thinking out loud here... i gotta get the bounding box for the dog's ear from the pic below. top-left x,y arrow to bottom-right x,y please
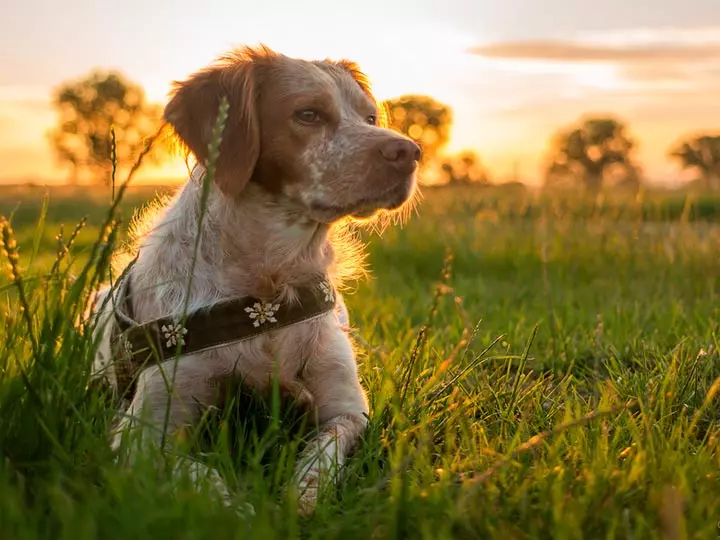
165,50 -> 263,198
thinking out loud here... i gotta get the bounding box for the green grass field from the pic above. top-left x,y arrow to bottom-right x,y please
0,182 -> 718,539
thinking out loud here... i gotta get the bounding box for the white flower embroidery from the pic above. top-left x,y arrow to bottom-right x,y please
319,281 -> 334,303
161,322 -> 188,348
120,336 -> 133,358
244,302 -> 280,328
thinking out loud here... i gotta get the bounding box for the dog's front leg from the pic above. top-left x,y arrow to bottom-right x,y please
292,330 -> 369,514
111,356 -> 235,506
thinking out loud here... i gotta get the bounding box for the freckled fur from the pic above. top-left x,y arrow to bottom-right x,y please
88,44 -> 420,514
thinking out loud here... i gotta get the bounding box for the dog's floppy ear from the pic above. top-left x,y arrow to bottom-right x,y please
165,49 -> 264,198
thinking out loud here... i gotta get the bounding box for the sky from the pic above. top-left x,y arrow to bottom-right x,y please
1,0 -> 719,185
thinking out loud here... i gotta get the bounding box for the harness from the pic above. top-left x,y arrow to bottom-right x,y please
109,274 -> 337,401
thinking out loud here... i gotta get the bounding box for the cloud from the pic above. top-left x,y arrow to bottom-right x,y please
467,27 -> 720,94
468,40 -> 720,63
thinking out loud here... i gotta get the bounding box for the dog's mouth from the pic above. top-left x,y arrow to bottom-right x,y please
309,178 -> 416,222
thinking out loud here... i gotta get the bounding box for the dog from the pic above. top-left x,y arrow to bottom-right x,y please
88,44 -> 421,514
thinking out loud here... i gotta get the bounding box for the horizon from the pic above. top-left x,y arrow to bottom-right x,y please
1,0 -> 719,186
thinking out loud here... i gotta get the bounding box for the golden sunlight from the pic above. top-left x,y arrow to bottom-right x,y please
138,25 -> 484,185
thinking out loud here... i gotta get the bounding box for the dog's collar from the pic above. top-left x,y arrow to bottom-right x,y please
110,273 -> 337,400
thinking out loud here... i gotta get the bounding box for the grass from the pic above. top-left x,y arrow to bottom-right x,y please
0,179 -> 718,539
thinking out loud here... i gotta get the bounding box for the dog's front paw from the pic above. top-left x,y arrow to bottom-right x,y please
234,501 -> 257,519
294,464 -> 324,516
292,441 -> 338,515
177,459 -> 256,518
171,459 -> 237,509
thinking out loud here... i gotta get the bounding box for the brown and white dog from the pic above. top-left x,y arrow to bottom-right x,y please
89,45 -> 420,514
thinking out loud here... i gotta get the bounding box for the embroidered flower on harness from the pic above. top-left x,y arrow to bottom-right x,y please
119,335 -> 134,358
244,302 -> 280,328
319,281 -> 334,303
161,322 -> 188,348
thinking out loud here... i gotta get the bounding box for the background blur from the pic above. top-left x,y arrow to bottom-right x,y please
1,0 -> 719,190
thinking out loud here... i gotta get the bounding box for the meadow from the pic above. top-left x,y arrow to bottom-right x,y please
0,180 -> 718,539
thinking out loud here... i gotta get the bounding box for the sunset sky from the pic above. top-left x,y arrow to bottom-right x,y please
1,0 -> 719,185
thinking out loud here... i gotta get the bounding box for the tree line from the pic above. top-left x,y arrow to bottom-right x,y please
49,69 -> 720,192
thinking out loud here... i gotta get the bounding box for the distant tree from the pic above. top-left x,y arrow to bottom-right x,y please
669,134 -> 720,191
438,151 -> 490,185
48,70 -> 165,184
544,116 -> 640,192
383,95 -> 452,165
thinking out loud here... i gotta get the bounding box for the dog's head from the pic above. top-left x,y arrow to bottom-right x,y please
164,45 -> 420,223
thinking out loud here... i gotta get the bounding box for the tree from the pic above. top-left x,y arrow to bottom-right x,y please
543,116 -> 640,192
669,134 -> 720,191
438,151 -> 490,185
383,95 -> 452,165
48,70 -> 165,184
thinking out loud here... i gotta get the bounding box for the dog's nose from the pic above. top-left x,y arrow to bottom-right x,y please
379,139 -> 422,172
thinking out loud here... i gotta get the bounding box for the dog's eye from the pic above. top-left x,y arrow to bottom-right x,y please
366,114 -> 377,126
295,109 -> 322,124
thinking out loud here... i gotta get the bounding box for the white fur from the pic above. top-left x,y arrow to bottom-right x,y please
90,167 -> 368,514
88,46 -> 420,516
